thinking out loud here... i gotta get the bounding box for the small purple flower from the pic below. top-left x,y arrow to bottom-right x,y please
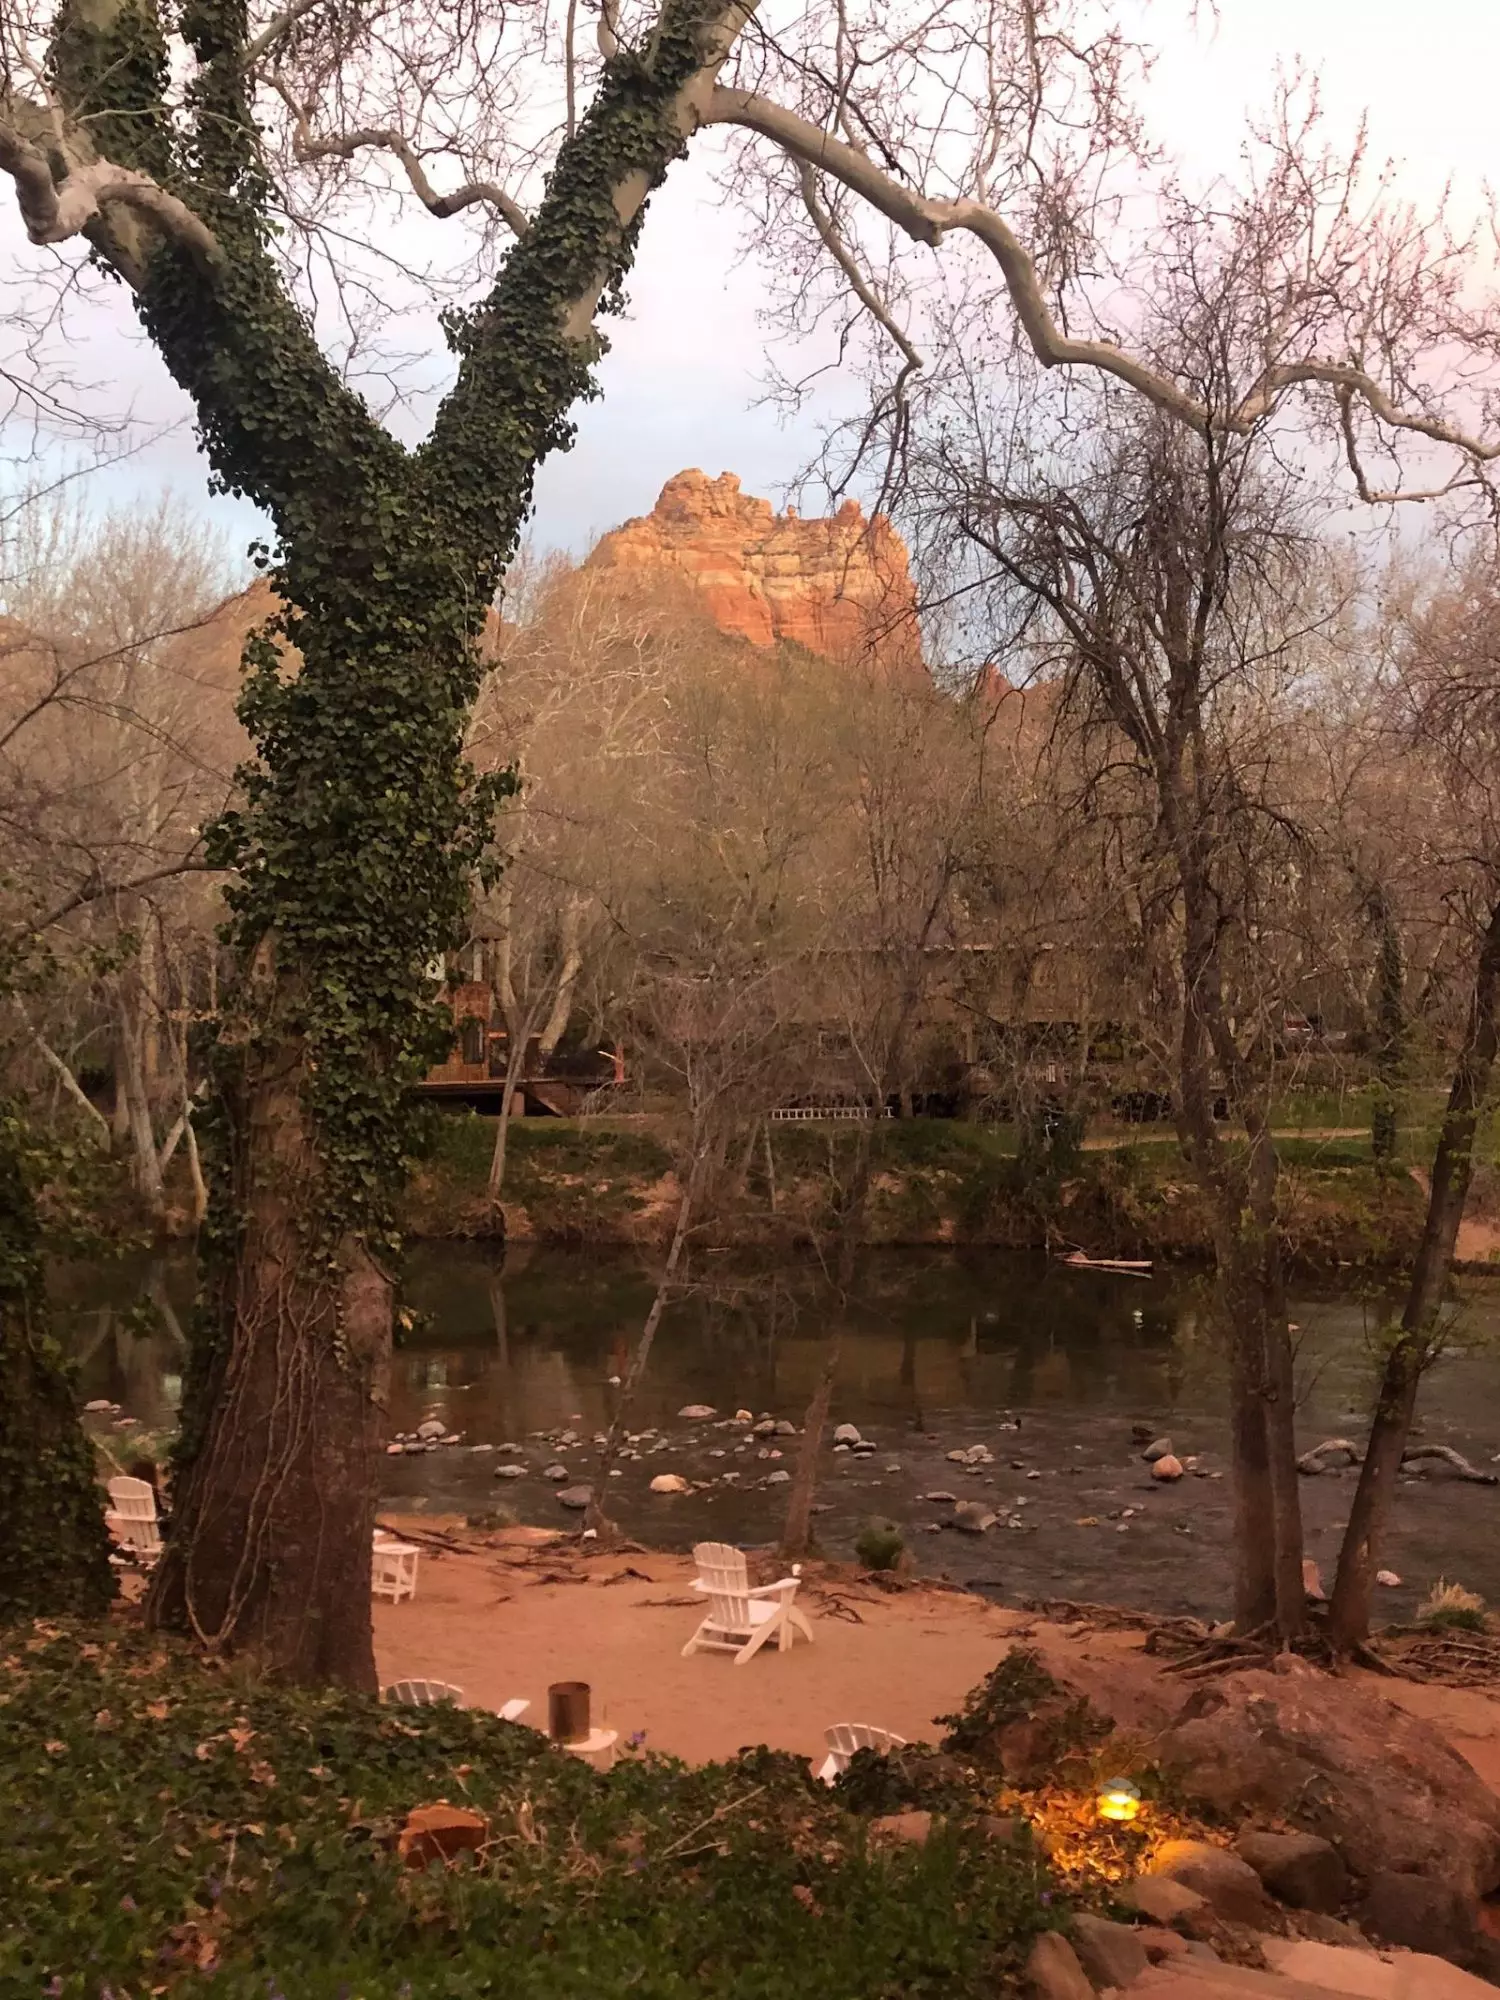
628,1730 -> 647,1749
1039,1892 -> 1052,1907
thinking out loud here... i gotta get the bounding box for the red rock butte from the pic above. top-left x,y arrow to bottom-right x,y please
586,469 -> 924,668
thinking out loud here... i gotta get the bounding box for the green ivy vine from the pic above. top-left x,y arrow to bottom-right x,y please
38,0 -> 737,1374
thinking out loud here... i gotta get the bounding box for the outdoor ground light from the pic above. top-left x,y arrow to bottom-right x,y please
1096,1777 -> 1142,1823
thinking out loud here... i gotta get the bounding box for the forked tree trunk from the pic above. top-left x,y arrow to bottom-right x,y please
1328,898 -> 1500,1653
146,1035 -> 389,1687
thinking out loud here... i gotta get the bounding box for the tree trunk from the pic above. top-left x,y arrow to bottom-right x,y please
0,1104 -> 115,1621
779,1331 -> 841,1560
584,1156 -> 701,1534
117,980 -> 166,1219
146,1038 -> 388,1687
1328,897 -> 1500,1653
488,1037 -> 530,1207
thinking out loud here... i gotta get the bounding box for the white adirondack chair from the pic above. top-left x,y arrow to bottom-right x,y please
816,1722 -> 908,1785
371,1531 -> 419,1603
105,1476 -> 162,1567
681,1541 -> 813,1665
381,1680 -> 531,1723
383,1678 -> 464,1706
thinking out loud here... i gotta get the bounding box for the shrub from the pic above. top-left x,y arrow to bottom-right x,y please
854,1518 -> 906,1571
1418,1579 -> 1488,1632
2,1622 -> 1064,1998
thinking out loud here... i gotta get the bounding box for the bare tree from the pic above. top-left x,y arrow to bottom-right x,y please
1327,562 -> 1500,1651
0,0 -> 1494,1673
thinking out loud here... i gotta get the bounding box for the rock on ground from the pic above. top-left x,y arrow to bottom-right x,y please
1123,1878 -> 1211,1929
556,1486 -> 592,1510
1263,1936 -> 1500,1997
1147,1840 -> 1276,1927
678,1405 -> 716,1420
649,1474 -> 690,1495
1235,1829 -> 1348,1914
1155,1657 -> 1500,1905
952,1502 -> 997,1533
1024,1931 -> 1093,2000
1070,1911 -> 1150,1990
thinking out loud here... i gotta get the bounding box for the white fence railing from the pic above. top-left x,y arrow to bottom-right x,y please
769,1104 -> 892,1123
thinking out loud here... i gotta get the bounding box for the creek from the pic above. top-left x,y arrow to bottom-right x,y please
53,1241 -> 1500,1622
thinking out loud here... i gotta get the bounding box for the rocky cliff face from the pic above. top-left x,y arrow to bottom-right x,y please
586,469 -> 922,666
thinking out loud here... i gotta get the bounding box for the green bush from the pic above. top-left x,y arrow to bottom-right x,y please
2,1622 -> 1065,1998
854,1518 -> 907,1571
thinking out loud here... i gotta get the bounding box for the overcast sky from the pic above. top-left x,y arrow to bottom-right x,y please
10,0 -> 1497,564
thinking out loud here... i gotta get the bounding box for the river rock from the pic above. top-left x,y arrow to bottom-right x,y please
649,1474 -> 690,1494
851,1440 -> 877,1456
733,1409 -> 753,1422
385,1442 -> 404,1455
84,1399 -> 117,1413
678,1405 -> 716,1419
403,1441 -> 426,1454
924,1491 -> 957,1504
753,1418 -> 779,1437
1023,1931 -> 1092,2000
952,1501 -> 996,1533
1151,1454 -> 1185,1482
764,1469 -> 791,1484
416,1418 -> 446,1441
1146,1839 -> 1274,1927
544,1463 -> 569,1481
494,1464 -> 526,1480
496,1442 -> 523,1455
1068,1912 -> 1149,1992
833,1424 -> 862,1445
556,1485 -> 591,1510
1235,1828 -> 1348,1912
773,1419 -> 797,1436
1142,1435 -> 1174,1462
1156,1656 -> 1500,1905
1121,1876 -> 1208,1928
1377,1569 -> 1402,1587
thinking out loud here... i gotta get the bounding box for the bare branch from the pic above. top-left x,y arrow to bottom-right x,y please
242,0 -> 327,70
796,161 -> 921,374
0,120 -> 220,271
273,77 -> 530,238
704,86 -> 1500,472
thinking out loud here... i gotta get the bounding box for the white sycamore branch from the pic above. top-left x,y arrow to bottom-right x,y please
0,119 -> 220,271
273,77 -> 530,238
702,87 -> 1500,489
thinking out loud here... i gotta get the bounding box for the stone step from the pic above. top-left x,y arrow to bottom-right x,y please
1124,1939 -> 1500,1999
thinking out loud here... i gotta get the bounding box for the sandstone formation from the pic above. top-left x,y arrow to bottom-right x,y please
586,468 -> 922,667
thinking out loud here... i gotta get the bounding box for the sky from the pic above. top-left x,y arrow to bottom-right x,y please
5,0 -> 1498,566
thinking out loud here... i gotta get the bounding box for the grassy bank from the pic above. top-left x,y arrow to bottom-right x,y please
405,1109 -> 1453,1271
1,1623 -> 1110,1999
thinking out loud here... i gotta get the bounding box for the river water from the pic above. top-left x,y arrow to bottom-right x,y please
53,1242 -> 1500,1623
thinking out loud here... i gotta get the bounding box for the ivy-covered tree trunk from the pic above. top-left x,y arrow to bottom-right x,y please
32,0 -> 762,1681
0,1105 -> 115,1625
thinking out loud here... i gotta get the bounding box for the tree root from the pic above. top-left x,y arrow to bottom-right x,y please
1296,1438 -> 1497,1482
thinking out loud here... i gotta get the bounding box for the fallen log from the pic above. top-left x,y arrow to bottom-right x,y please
1401,1443 -> 1499,1484
1296,1439 -> 1362,1474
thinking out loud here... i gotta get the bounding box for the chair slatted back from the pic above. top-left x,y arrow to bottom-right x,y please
691,1541 -> 753,1630
826,1723 -> 906,1759
383,1679 -> 462,1707
107,1476 -> 158,1522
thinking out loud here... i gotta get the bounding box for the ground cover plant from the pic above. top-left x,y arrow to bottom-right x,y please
3,1625 -> 1074,1999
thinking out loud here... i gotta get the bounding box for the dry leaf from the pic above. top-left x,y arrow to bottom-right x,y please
145,1699 -> 170,1721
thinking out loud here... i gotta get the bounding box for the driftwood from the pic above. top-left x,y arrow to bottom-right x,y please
1296,1438 -> 1497,1483
1401,1444 -> 1499,1484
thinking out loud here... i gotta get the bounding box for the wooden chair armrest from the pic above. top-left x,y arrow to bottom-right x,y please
748,1577 -> 800,1600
